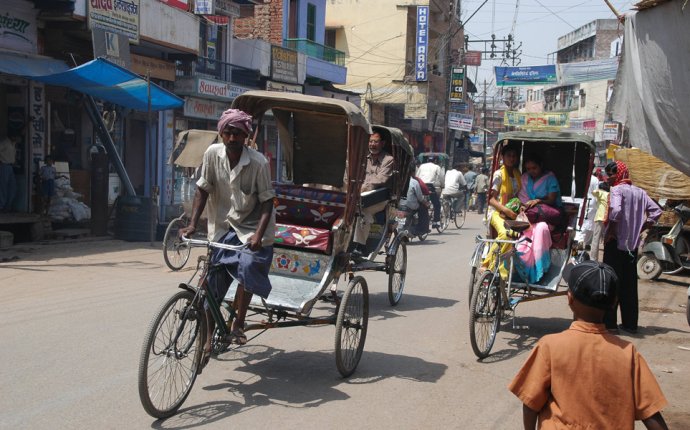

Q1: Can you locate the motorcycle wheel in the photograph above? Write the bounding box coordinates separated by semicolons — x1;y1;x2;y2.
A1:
637;254;662;280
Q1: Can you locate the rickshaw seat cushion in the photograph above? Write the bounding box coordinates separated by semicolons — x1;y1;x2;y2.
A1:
361;187;390;208
273;183;346;229
274;223;331;253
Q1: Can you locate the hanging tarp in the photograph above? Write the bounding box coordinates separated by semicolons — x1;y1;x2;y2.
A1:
609;2;690;176
29;58;184;112
0;52;69;76
557;57;618;85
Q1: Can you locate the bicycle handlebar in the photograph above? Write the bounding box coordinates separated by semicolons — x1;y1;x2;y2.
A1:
474;236;532;245
181;236;249;251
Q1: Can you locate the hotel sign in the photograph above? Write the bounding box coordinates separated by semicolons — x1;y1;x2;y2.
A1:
415;6;429;81
271;45;299;84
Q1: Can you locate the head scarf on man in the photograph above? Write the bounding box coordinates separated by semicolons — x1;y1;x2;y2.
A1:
217;109;253;136
607;160;632;186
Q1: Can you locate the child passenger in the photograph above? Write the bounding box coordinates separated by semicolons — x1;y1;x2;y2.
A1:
508;260;669;430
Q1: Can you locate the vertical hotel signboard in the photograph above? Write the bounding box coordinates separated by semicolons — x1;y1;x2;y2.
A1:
415;6;428;82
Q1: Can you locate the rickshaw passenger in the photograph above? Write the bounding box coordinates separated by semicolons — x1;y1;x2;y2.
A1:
481;143;521;279
352;131;395;258
514;153;563;283
417;156;444;228
180;109;275;365
400;170;431;236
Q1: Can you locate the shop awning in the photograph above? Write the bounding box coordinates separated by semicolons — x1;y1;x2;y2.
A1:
0;52;69;77
30;58;184;112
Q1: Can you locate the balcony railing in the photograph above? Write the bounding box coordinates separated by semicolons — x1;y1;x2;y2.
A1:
176;56;260;87
283;38;345;66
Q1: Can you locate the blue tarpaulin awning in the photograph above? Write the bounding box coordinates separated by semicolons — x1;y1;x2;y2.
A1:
29;58;184;112
0;52;70;77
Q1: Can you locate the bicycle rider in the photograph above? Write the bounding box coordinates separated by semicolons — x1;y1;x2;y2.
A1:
400;166;431;235
416;156;444;229
442;161;467;213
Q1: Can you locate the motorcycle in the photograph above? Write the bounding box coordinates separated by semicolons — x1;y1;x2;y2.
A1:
637;203;690;280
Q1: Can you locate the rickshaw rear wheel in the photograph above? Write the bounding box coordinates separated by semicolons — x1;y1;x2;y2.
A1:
335;276;369;377
469;271;501;359
138;290;205;419
163;216;192;271
387;240;407;306
439;200;450;232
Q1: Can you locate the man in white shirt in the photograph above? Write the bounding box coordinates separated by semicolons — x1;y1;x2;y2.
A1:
416;157;444;227
442;162;467;212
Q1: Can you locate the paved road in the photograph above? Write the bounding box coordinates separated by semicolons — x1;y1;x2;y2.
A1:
1;212;688;429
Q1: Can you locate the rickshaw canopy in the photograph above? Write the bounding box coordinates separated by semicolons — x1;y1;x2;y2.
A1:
417;152;449;169
232;91;371;190
170;129;219;168
495;131;595;199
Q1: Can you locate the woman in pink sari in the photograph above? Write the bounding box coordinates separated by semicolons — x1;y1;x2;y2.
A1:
514;153;562;283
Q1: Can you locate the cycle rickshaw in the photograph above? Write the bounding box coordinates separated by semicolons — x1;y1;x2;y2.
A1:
416;152;464;232
467;131;595;359
138;91;373;418
351;125;415;305
162;129;218;270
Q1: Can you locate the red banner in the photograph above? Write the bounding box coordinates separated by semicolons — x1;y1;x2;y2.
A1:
463;51;482;66
159;0;189;11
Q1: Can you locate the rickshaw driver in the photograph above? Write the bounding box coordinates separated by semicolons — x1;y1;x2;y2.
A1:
351;131;395;259
179;108;275;361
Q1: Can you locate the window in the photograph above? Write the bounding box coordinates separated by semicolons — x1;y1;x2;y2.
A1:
307;3;316;41
288;0;298;39
325;29;336;48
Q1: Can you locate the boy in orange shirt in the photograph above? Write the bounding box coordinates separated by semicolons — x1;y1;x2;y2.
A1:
508;260;668;429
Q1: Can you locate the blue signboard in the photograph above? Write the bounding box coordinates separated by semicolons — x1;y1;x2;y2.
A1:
415;6;428;81
494;65;557;87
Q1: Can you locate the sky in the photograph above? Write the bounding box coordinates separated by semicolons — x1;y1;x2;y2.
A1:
460;0;634;98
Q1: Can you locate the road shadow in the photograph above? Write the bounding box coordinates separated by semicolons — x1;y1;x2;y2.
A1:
365;291;458;320
0;260;160;272
0;239;167;264
152;346;446;429
476;316;572;364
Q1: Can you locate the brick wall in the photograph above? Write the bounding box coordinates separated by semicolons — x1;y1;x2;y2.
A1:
234;0;283;45
594;29;622;59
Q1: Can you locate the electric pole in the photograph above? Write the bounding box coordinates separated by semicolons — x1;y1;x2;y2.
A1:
483;79;488;169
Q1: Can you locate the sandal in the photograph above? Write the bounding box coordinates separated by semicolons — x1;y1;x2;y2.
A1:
231;328;248;345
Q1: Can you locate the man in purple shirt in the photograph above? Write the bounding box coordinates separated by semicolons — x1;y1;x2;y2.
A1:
603;161;662;333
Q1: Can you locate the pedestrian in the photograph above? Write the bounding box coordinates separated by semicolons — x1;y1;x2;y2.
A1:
39;155;57;215
475;167;489;214
589;181;610;261
509;260;669;430
464;164;478;210
578;172;600;247
0;132;19;212
416;156;444;228
603;160;662;333
179;108;275;372
351;131;395;259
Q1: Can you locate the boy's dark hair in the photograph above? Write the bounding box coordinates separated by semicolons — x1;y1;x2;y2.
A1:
598;182;610;192
501;142;520;156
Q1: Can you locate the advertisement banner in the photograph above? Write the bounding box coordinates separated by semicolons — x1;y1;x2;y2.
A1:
504;111;569;128
448;112;473;132
174;77;249;101
415;6;429;82
88;0;140;44
183;96;227;120
449;68;464;102
271;45;299;84
92;28;132;69
463;51;482;66
158;0;189;11
495;65;557;87
602;121;619;141
29;82;45;162
0;0;39;53
566;118;597;131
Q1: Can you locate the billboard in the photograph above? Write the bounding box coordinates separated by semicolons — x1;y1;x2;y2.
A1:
504;111;569;128
87;0;140;44
448;112;473;132
463;51;482;66
495;65;557;87
449;68;464;102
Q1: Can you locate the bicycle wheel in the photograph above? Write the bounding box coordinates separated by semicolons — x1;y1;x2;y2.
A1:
469;271;501;359
438;200;450;233
335;276;369;377
387;240;407;306
138;290;205;419
454;205;466;229
467;242;486;307
163;217;192;271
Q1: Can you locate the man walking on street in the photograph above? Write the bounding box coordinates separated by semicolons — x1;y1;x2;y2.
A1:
464;165;478;210
603;161;661;334
475;167;489;214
